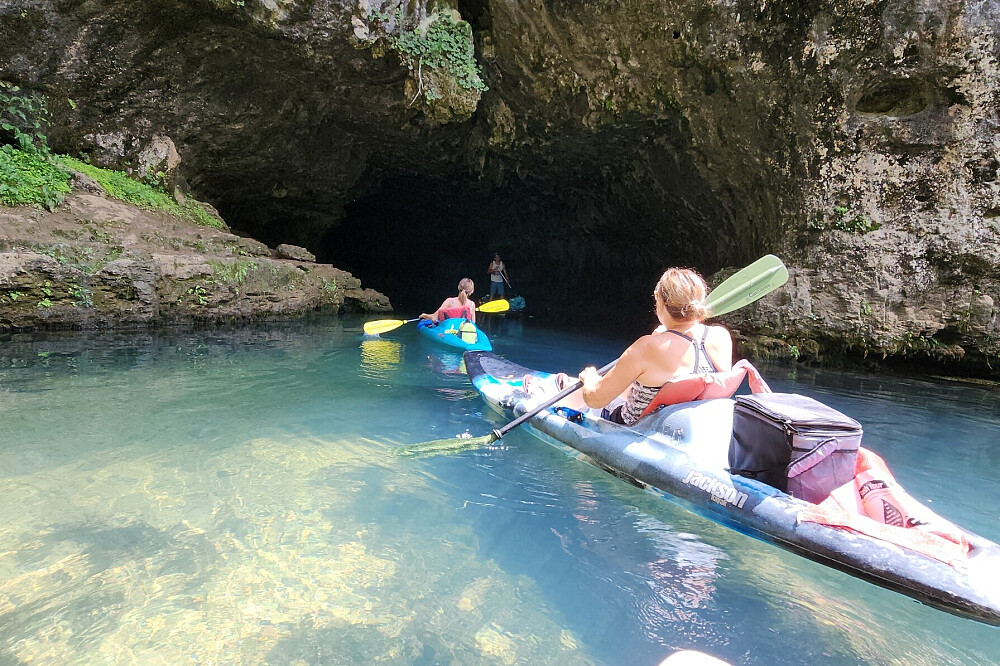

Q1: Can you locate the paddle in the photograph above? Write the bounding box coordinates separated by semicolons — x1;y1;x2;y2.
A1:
701;254;787;316
399;255;788;455
364;299;510;335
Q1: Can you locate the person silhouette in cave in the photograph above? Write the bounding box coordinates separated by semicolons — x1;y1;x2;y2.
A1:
420;278;477;324
487;253;509;301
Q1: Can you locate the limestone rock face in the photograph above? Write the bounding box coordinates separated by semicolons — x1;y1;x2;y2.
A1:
276;244;317;262
0;194;390;331
2;0;999;372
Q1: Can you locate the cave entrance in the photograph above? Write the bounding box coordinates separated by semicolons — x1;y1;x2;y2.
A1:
329;174;504;318
326;162;745;336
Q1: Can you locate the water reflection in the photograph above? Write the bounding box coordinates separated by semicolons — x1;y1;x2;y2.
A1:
359;338;403;379
477;313;524;341
423;350;466;376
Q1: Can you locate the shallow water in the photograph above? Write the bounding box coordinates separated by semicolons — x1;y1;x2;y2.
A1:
1;316;998;665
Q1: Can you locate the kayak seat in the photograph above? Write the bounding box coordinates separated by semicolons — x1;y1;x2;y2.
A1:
640;359;772;418
459;321;478;344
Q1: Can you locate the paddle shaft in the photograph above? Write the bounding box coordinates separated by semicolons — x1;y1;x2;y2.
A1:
492;360;617;441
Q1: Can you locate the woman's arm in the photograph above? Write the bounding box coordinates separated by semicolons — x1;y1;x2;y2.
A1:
579;341;646;408
420;298;453;321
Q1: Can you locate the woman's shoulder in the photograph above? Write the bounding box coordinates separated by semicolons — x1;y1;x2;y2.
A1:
633;331;680;356
704;323;733;344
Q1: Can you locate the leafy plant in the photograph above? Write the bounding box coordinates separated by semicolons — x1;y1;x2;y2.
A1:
788;344;800;360
0;83;72;210
36;298;52;308
322;277;339;302
373;10;487;94
0;82;50;154
70;285;93;307
827;205;880;234
211;259;257;286
186;285;208;305
0;145;71;209
397;13;486;92
836;214;879;234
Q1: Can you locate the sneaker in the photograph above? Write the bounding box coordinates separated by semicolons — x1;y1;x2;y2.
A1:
555;373;573;391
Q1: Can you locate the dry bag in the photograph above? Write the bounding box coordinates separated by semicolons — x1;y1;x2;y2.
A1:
728;393;862;503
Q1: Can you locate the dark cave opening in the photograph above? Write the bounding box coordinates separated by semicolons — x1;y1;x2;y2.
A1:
322;171;736;338
329;174;507;318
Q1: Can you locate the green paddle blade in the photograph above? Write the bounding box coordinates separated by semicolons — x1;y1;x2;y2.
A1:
478;299;510;313
363;319;410;335
705;255;788;317
395;432;497;457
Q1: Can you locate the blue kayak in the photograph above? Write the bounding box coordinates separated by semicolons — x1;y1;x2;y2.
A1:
417;318;492;352
463;350;1000;626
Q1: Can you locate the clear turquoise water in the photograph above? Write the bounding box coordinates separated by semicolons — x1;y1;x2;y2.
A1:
1;316;998;665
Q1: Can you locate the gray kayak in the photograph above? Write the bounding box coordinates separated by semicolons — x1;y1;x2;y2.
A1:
464;351;1000;626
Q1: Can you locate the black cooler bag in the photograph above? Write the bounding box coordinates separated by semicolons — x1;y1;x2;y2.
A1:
728;393;862;503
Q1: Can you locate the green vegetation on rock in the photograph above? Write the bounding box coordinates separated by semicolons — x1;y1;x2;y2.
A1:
0;82;50;153
360;7;486;108
389;12;487;94
808;206;881;234
59;156;226;229
1;83;225;229
0;82;72;210
210;258;258;286
0;146;72;209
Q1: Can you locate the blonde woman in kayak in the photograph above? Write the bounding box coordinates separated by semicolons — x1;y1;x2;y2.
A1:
420;278;476;324
526;268;732;424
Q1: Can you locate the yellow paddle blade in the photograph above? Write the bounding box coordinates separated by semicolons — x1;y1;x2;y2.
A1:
363;319;408;335
478;299;510;313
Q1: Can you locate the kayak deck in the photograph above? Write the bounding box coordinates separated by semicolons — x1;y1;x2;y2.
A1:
463;351;1000;626
418;318;492;351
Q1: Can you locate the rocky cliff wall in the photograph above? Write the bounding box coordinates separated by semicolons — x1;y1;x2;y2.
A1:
0;191;390;330
2;0;999;372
